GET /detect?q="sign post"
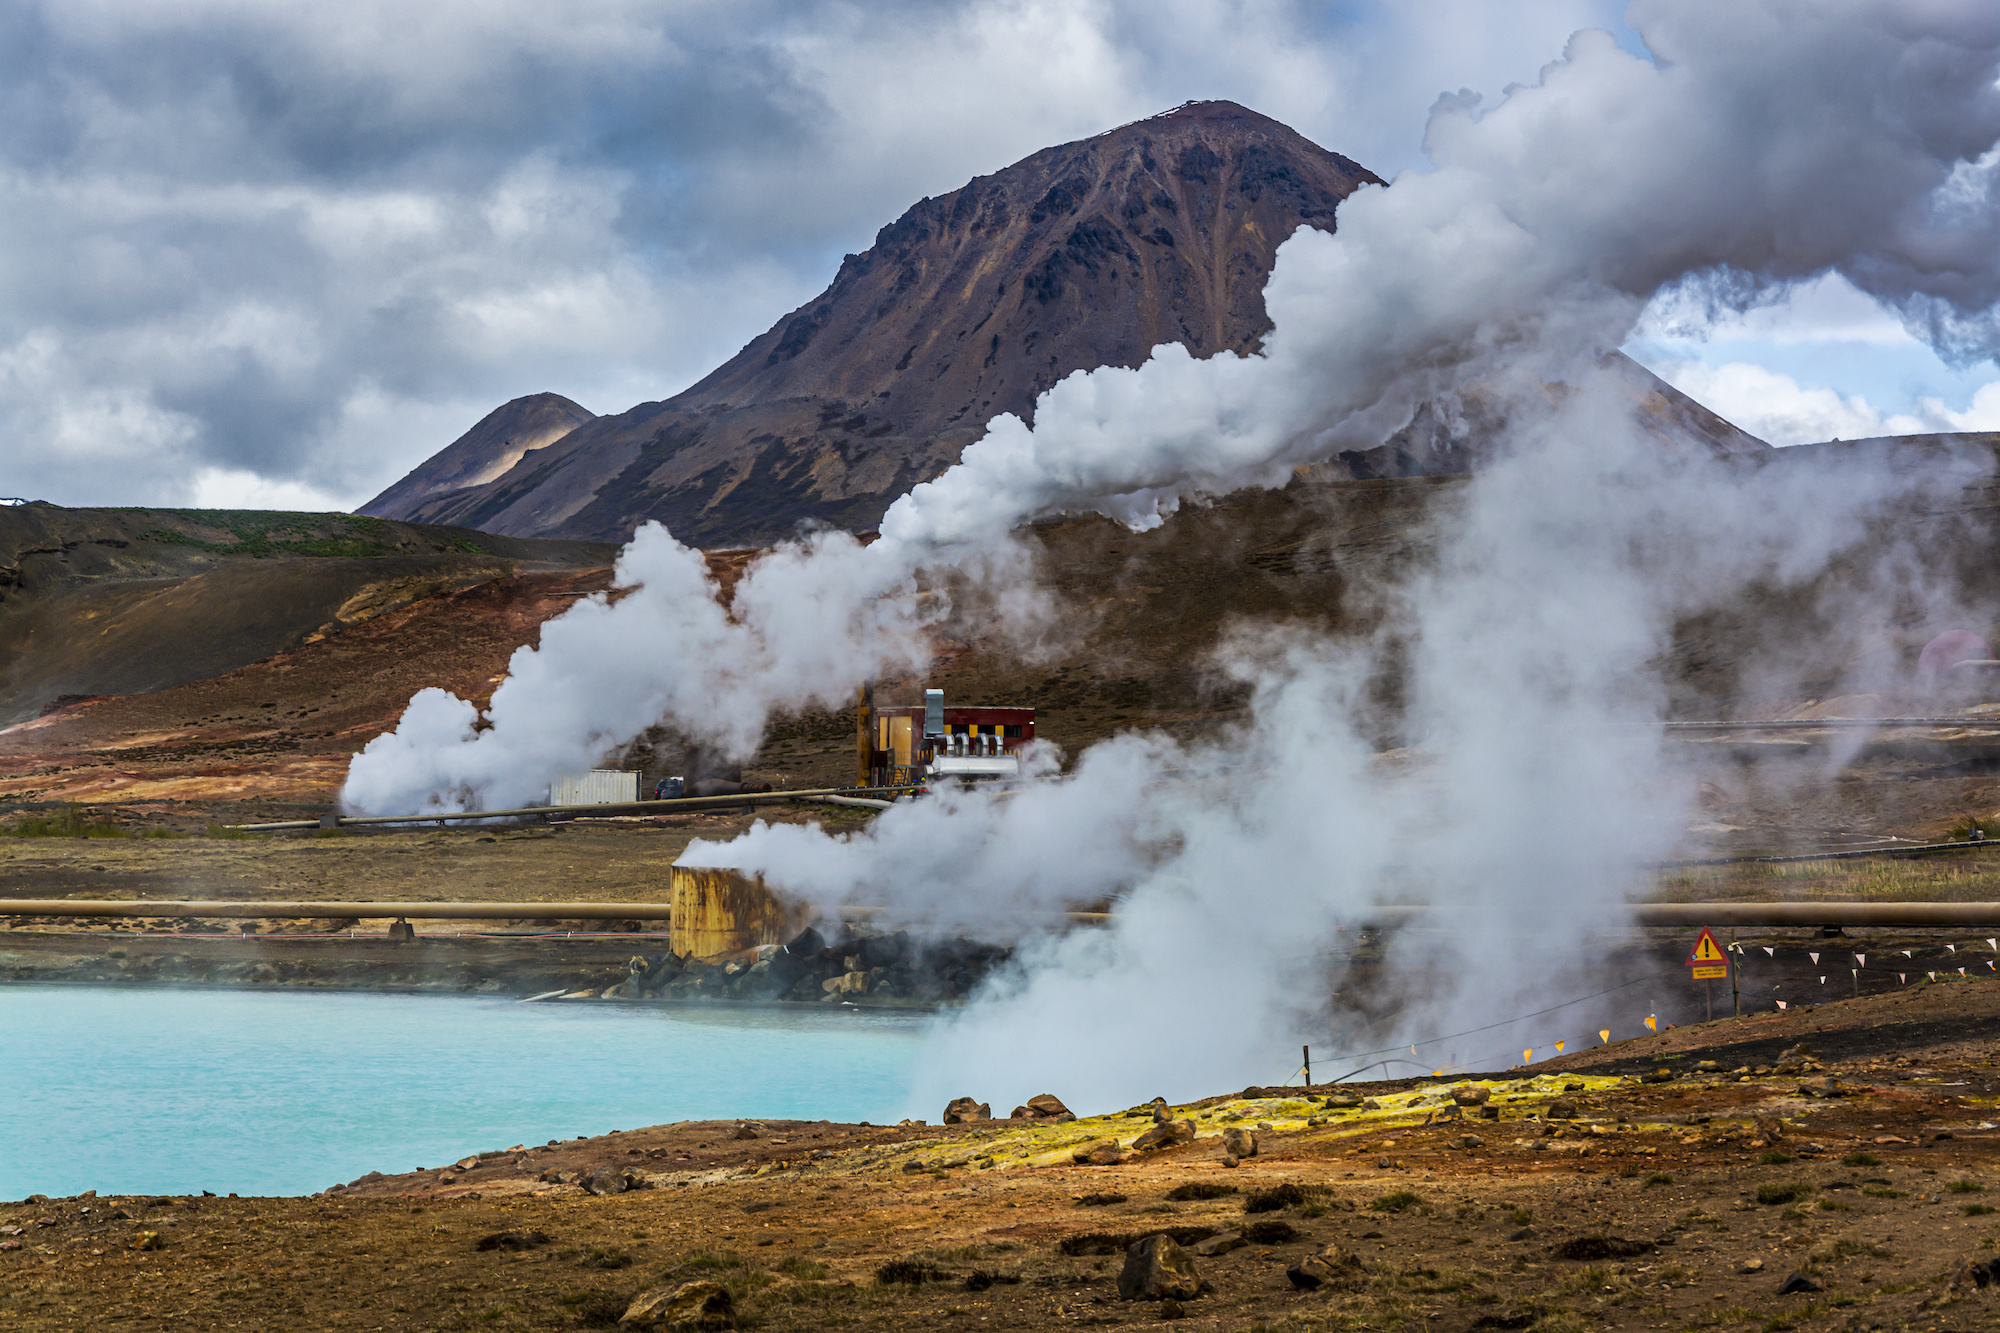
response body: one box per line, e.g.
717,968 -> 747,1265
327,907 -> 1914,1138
1689,927 -> 1729,1021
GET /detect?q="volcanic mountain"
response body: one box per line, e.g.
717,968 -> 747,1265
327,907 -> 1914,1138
364,101 -> 1388,546
366,101 -> 1766,547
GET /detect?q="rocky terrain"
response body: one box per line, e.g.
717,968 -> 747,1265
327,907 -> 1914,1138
0,503 -> 616,729
10,980 -> 2000,1332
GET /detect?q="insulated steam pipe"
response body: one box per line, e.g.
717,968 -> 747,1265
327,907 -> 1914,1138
0,899 -> 1112,924
226,785 -> 923,831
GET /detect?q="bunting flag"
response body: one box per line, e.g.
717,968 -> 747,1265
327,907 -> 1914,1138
1961,968 -> 1968,977
1645,1015 -> 1658,1032
1763,946 -> 1776,956
1555,1040 -> 1566,1053
1524,1049 -> 1533,1064
1777,1000 -> 1788,1009
1809,952 -> 1821,964
1930,971 -> 1938,981
1988,938 -> 1996,951
1903,950 -> 1914,957
1900,973 -> 1907,983
1599,1029 -> 1611,1044
1855,953 -> 1867,965
1948,944 -> 1958,954
1819,976 -> 1826,984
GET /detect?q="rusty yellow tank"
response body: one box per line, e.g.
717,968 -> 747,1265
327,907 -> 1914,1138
668,865 -> 802,960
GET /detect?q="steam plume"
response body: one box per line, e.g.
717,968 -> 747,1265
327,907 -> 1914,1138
344,1 -> 2000,1107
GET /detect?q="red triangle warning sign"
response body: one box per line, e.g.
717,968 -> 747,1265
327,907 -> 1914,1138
1688,928 -> 1726,965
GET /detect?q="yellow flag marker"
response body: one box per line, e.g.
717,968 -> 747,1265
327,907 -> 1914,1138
1524,1049 -> 1533,1064
1599,1028 -> 1610,1044
1645,1015 -> 1658,1033
1555,1040 -> 1565,1053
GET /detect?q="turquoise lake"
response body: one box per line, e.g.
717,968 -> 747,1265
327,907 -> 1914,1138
0,986 -> 929,1200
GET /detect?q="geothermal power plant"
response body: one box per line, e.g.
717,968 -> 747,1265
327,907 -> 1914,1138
13,18 -> 2000,1331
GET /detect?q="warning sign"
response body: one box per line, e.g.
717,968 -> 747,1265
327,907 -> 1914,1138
1689,928 -> 1729,979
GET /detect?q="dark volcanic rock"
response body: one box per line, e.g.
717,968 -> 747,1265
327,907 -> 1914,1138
390,101 -> 1383,547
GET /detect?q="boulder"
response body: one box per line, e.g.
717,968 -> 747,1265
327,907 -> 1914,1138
132,1231 -> 163,1251
1546,1099 -> 1580,1120
1222,1128 -> 1258,1159
620,1280 -> 734,1329
1776,1271 -> 1822,1295
858,932 -> 910,969
1134,1120 -> 1197,1151
1072,1142 -> 1129,1166
1450,1085 -> 1490,1107
1192,1233 -> 1246,1257
584,1168 -> 633,1195
1025,1093 -> 1072,1118
1116,1234 -> 1204,1301
1322,1093 -> 1363,1109
732,1124 -> 761,1141
943,1097 -> 991,1125
1286,1243 -> 1364,1291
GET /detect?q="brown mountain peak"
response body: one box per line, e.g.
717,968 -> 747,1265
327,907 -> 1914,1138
387,104 -> 1383,546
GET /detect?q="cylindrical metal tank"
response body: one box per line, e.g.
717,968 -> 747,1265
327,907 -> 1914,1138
668,865 -> 801,959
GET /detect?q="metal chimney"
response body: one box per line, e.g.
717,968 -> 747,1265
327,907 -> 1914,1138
924,688 -> 944,739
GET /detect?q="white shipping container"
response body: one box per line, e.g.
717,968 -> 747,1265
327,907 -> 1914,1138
551,770 -> 640,806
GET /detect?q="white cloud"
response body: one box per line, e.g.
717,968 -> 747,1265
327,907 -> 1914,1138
1636,271 -> 1920,347
1915,379 -> 2000,434
1656,360 -> 2000,447
188,465 -> 353,512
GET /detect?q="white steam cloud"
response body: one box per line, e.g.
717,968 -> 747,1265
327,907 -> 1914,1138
345,2 -> 2000,1109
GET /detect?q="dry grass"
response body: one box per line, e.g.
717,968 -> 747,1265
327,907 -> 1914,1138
1655,854 -> 2000,903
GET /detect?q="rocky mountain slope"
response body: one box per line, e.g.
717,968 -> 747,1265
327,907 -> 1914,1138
380,101 -> 1386,546
359,393 -> 594,520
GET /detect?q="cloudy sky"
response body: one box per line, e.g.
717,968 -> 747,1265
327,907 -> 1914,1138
3,0 -> 1994,513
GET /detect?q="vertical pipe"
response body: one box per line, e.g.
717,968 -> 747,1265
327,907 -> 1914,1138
856,682 -> 874,788
1731,932 -> 1740,1018
1303,1044 -> 1311,1088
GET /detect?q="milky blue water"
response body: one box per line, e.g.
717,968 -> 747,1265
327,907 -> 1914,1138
0,986 -> 929,1200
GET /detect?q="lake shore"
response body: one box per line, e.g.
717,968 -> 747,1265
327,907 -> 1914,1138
10,978 -> 2000,1332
